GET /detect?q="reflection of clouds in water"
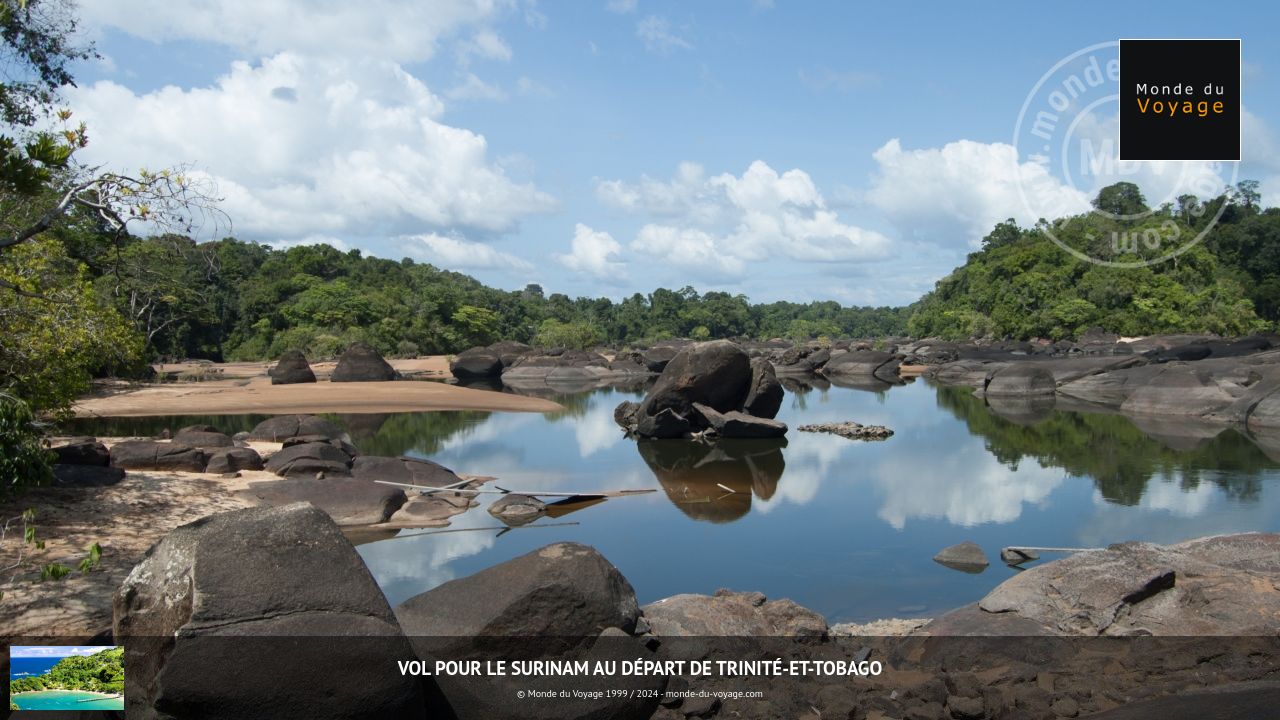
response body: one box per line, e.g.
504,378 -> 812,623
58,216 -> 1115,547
358,509 -> 499,604
1125,477 -> 1217,517
872,444 -> 1063,529
1076,474 -> 1280,548
439,412 -> 539,452
755,433 -> 850,513
574,401 -> 625,458
781,382 -> 952,435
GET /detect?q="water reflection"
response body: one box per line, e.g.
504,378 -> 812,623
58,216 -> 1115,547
637,439 -> 787,523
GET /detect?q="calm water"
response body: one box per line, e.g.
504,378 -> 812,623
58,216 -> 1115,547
10,690 -> 124,710
68,380 -> 1280,623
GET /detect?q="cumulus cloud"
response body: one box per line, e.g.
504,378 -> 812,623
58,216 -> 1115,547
867,138 -> 1091,247
599,160 -> 891,278
405,233 -> 533,273
79,0 -> 511,63
636,15 -> 692,54
456,28 -> 513,65
67,53 -> 555,243
556,224 -> 625,277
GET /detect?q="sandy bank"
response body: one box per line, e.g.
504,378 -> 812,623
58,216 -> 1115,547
73,376 -> 562,417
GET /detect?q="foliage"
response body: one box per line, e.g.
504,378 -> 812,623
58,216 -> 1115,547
907,182 -> 1275,340
0,395 -> 52,496
9,646 -> 124,695
533,318 -> 604,349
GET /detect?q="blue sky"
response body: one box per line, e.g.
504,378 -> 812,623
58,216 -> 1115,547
11,645 -> 114,658
65,2 -> 1280,306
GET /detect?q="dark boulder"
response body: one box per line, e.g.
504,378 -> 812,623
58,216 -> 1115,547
642,346 -> 678,373
638,340 -> 752,422
693,403 -> 787,439
350,455 -> 463,488
264,441 -> 355,477
51,438 -> 110,466
113,503 -> 424,718
172,428 -> 235,448
331,342 -> 398,382
488,340 -> 533,368
742,358 -> 784,419
52,464 -> 126,488
268,349 -> 317,385
613,400 -> 641,431
821,350 -> 899,379
110,441 -> 209,472
247,415 -> 346,442
396,542 -> 641,658
450,346 -> 503,380
1153,341 -> 1214,363
205,447 -> 264,474
1120,366 -> 1236,418
282,434 -> 360,458
241,478 -> 407,525
635,407 -> 693,439
984,364 -> 1056,397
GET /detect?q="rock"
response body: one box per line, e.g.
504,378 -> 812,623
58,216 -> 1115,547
641,340 -> 753,421
641,589 -> 828,637
1000,547 -> 1040,565
242,478 -> 407,525
204,447 -> 264,474
396,542 -> 640,660
693,403 -> 787,439
933,541 -> 989,573
984,363 -> 1056,397
1120,366 -> 1237,417
636,407 -> 694,439
1056,364 -> 1167,408
113,503 -> 424,718
331,342 -> 398,382
976,534 -> 1280,635
614,400 -> 641,431
450,346 -> 503,379
1051,696 -> 1080,717
172,428 -> 235,448
680,694 -> 720,718
742,358 -> 784,419
947,694 -> 985,720
642,345 -> 679,373
1078,326 -> 1119,345
797,422 -> 893,441
52,464 -> 126,487
488,340 -> 532,368
247,414 -> 346,442
487,493 -> 547,525
1153,341 -> 1214,363
264,441 -> 355,477
821,350 -> 901,380
51,438 -> 110,466
267,349 -> 317,385
109,441 -> 209,472
1079,681 -> 1280,719
282,434 -> 360,458
350,455 -> 462,488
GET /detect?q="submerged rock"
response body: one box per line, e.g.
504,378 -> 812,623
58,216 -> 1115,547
487,493 -> 547,525
797,422 -> 893,441
933,541 -> 989,573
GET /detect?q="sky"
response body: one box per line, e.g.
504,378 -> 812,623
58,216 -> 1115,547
61,1 -> 1280,307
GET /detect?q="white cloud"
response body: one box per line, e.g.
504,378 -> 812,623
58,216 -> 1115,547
600,160 -> 891,278
405,233 -> 533,273
636,15 -> 692,54
447,72 -> 508,101
456,28 -> 513,65
606,0 -> 638,13
556,224 -> 625,277
80,0 -> 512,63
68,53 -> 555,243
867,138 -> 1091,248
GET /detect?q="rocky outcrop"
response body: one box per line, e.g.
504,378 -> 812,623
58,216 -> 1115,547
110,440 -> 209,472
242,477 -> 407,525
247,414 -> 346,442
797,422 -> 893,441
113,503 -> 425,718
984,363 -> 1056,397
742,358 -> 784,419
1120,366 -> 1238,417
820,350 -> 901,383
268,349 -> 317,385
642,589 -> 828,637
450,346 -> 503,380
617,340 -> 785,439
349,455 -> 463,488
331,342 -> 399,382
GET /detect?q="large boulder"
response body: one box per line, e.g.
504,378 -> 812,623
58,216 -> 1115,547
693,403 -> 787,439
113,503 -> 424,718
331,342 -> 398,382
350,455 -> 463,488
450,346 -> 503,380
641,345 -> 678,373
242,478 -> 407,525
821,350 -> 900,382
643,340 -> 752,417
110,441 -> 209,472
1057,363 -> 1168,408
1120,366 -> 1237,418
488,340 -> 532,368
204,447 -> 264,474
396,542 -> 640,658
1247,385 -> 1280,431
983,363 -> 1056,397
247,414 -> 346,442
173,426 -> 235,448
641,589 -> 827,637
267,349 -> 317,385
742,358 -> 784,419
975,533 -> 1280,636
264,441 -> 355,478
51,437 -> 110,466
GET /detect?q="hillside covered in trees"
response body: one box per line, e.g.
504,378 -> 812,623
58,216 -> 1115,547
9,647 -> 124,695
908,181 -> 1278,341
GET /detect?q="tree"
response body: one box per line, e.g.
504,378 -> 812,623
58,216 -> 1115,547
1092,182 -> 1148,217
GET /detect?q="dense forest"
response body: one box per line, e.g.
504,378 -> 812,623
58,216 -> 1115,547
908,181 -> 1278,341
9,646 -> 125,696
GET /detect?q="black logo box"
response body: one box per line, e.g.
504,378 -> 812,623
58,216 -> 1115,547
1119,38 -> 1241,161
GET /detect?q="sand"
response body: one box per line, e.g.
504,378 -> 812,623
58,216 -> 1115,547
74,356 -> 562,417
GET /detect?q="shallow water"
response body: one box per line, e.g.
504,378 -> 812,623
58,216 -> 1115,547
10,690 -> 124,710
68,380 -> 1280,623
